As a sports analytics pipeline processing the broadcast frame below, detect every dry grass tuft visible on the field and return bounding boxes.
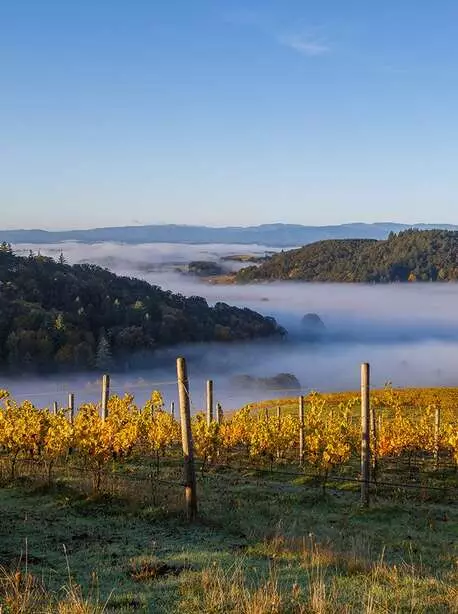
[179,563,289,614]
[0,558,111,614]
[0,565,47,614]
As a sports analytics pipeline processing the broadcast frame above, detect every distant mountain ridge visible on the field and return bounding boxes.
[1,222,457,248]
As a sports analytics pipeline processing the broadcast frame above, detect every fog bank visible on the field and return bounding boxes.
[5,242,458,410]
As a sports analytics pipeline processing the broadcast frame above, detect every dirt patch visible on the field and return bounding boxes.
[129,560,189,583]
[108,597,144,610]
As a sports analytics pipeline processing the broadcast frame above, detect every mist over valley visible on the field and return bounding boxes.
[4,241,458,411]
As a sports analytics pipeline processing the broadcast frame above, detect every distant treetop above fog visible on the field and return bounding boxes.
[301,314,326,339]
[236,230,458,283]
[0,247,284,374]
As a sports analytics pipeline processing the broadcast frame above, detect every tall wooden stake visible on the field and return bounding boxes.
[361,363,371,507]
[434,404,441,468]
[177,357,197,521]
[299,396,305,466]
[370,399,378,482]
[68,393,75,455]
[206,380,214,427]
[170,401,175,419]
[52,402,58,415]
[216,402,223,425]
[101,374,110,420]
[68,393,75,424]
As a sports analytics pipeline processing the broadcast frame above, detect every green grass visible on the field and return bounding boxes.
[0,466,457,613]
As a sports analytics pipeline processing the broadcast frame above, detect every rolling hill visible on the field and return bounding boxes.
[0,245,284,373]
[235,229,458,283]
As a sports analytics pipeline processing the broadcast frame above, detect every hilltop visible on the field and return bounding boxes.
[1,222,458,248]
[236,229,458,283]
[0,245,283,373]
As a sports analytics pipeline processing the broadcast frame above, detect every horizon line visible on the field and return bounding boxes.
[1,221,457,233]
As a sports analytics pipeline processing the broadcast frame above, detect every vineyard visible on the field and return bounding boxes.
[2,374,458,613]
[1,377,458,506]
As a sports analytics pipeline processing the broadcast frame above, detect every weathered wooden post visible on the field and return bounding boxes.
[68,393,75,424]
[68,393,75,455]
[101,374,110,420]
[299,396,305,467]
[177,357,197,521]
[434,404,441,468]
[370,398,378,482]
[170,401,175,419]
[52,402,58,415]
[216,402,223,425]
[206,380,214,427]
[361,363,371,507]
[276,406,282,459]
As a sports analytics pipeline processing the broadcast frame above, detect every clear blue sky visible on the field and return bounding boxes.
[2,0,458,229]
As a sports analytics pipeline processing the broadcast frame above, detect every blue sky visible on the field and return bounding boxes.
[2,0,458,229]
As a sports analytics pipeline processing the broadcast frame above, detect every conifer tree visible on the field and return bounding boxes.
[95,335,113,371]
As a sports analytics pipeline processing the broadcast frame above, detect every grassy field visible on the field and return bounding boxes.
[1,465,457,613]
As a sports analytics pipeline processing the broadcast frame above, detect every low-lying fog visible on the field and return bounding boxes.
[6,242,458,411]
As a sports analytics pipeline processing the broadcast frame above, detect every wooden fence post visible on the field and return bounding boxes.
[68,393,75,424]
[68,393,75,455]
[434,404,441,468]
[177,357,197,521]
[361,363,371,507]
[101,374,110,420]
[299,396,305,467]
[216,402,223,425]
[170,401,175,419]
[206,380,214,427]
[52,402,58,415]
[370,399,378,482]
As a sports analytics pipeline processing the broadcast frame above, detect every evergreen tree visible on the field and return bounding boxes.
[95,335,113,371]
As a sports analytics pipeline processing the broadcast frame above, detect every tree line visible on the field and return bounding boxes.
[236,230,458,283]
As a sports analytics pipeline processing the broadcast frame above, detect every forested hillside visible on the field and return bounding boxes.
[236,230,458,283]
[0,244,283,373]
